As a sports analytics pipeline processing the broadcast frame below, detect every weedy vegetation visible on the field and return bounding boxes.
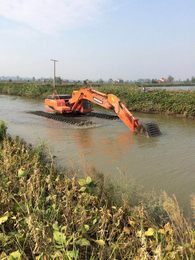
[0,120,7,141]
[0,82,195,118]
[1,121,195,259]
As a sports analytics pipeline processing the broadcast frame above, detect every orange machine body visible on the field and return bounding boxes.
[45,92,92,114]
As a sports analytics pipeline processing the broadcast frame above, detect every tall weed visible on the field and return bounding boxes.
[0,120,7,140]
[1,135,195,259]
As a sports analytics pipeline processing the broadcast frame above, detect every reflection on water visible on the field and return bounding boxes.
[148,86,195,90]
[71,128,135,161]
[0,94,195,214]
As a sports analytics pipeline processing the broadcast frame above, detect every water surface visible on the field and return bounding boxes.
[0,94,194,213]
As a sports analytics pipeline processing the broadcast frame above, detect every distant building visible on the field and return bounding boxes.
[86,80,92,83]
[114,78,124,84]
[152,78,170,84]
[62,79,69,83]
[41,78,50,83]
[159,78,170,83]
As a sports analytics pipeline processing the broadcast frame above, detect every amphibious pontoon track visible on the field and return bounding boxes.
[86,112,119,120]
[27,111,95,126]
[27,111,161,137]
[27,111,119,125]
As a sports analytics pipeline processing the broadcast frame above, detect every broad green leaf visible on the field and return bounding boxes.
[0,213,10,225]
[182,242,191,248]
[67,249,79,259]
[52,221,59,231]
[18,168,27,178]
[158,229,166,235]
[77,179,86,186]
[46,195,51,202]
[0,232,10,244]
[52,204,56,209]
[84,224,89,231]
[79,187,86,192]
[53,231,66,244]
[95,239,105,246]
[55,175,60,182]
[76,238,90,246]
[145,228,154,237]
[86,176,92,185]
[7,250,21,260]
[92,218,97,225]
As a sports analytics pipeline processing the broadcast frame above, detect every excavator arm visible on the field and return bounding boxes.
[69,88,140,133]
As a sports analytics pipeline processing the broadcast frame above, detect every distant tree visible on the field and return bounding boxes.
[168,75,174,83]
[32,77,35,81]
[108,78,113,83]
[152,79,158,83]
[185,78,190,83]
[48,78,53,83]
[191,76,195,83]
[56,77,62,84]
[146,79,151,83]
[99,79,104,84]
[9,78,12,82]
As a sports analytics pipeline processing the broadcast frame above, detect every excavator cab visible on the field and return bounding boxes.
[45,93,92,114]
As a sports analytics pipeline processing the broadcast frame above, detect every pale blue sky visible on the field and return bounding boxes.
[0,0,195,81]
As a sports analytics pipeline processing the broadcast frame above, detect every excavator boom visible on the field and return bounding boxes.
[68,88,161,137]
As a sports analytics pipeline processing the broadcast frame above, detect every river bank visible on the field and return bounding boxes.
[0,82,195,119]
[1,124,195,259]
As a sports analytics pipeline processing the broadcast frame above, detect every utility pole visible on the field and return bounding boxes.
[50,59,58,88]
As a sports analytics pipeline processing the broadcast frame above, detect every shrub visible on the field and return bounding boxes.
[0,120,7,140]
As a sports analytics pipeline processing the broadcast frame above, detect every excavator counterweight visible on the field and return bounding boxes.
[44,87,161,138]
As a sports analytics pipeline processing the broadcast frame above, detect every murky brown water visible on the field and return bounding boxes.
[1,94,195,213]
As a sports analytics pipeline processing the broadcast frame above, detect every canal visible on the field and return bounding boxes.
[0,94,195,214]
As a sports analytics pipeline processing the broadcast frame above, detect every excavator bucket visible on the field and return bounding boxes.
[134,122,161,138]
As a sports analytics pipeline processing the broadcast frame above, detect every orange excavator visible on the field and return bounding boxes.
[45,87,161,137]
